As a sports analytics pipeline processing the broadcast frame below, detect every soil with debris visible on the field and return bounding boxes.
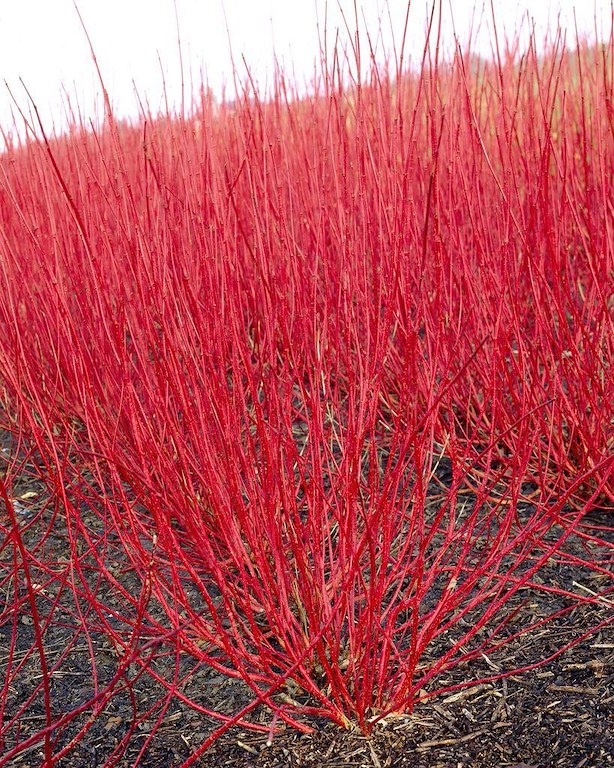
[1,427,612,768]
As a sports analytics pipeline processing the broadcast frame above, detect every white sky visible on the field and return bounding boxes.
[0,1,611,140]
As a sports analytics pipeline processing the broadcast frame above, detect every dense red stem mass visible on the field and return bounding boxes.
[0,18,612,766]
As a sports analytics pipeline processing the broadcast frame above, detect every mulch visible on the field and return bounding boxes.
[1,427,612,768]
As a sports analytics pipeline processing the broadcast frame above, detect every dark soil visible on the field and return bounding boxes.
[1,428,612,768]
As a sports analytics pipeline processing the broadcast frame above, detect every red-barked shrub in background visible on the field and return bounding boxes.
[0,10,612,766]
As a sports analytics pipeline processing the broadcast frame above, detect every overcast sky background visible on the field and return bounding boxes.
[0,1,610,141]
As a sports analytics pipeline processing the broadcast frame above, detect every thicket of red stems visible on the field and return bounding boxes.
[0,23,612,765]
